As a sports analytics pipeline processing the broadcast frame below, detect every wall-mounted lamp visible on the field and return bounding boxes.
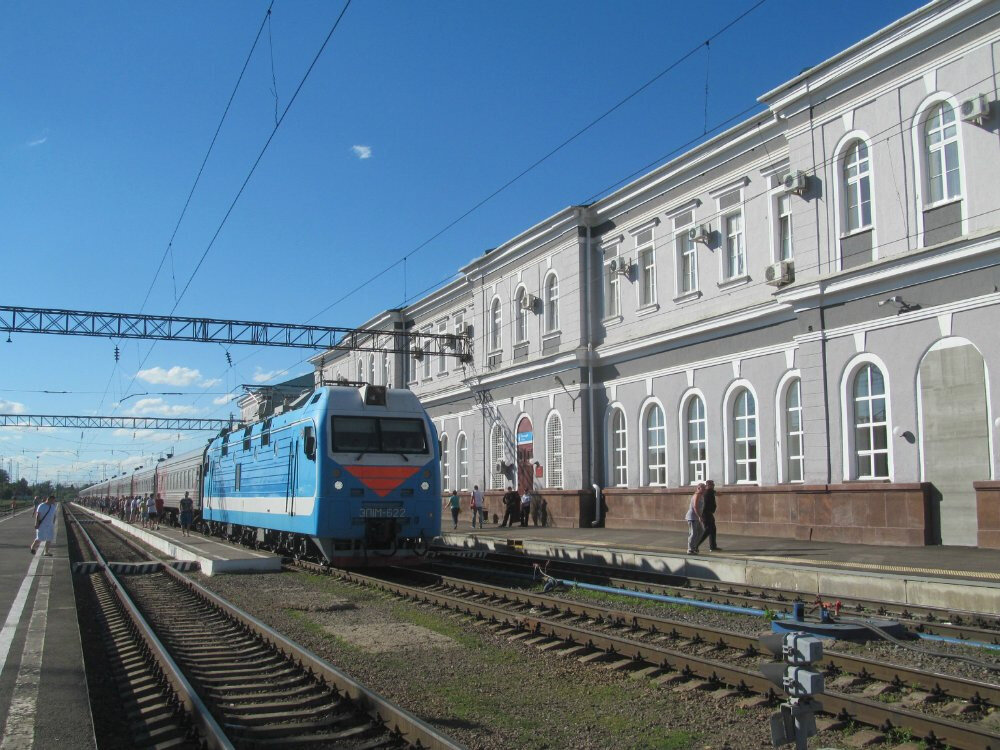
[878,295,919,314]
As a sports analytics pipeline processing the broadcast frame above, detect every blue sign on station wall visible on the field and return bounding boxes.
[516,431,533,444]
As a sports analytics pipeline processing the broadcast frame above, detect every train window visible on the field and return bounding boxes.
[222,433,230,456]
[242,426,252,452]
[311,392,322,404]
[235,464,241,491]
[380,418,428,453]
[261,418,272,446]
[303,425,316,460]
[330,416,428,454]
[331,417,379,453]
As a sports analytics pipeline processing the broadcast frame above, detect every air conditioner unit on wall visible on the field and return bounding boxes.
[765,260,794,287]
[519,293,538,312]
[782,170,808,195]
[494,460,506,474]
[610,257,633,276]
[960,94,990,124]
[687,224,711,244]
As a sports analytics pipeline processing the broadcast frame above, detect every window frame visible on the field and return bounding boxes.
[853,364,890,480]
[607,405,628,487]
[600,237,623,321]
[726,384,759,485]
[440,433,450,491]
[924,101,962,206]
[641,399,667,486]
[513,286,528,343]
[842,139,873,233]
[543,272,560,333]
[488,297,502,353]
[545,410,564,489]
[840,354,893,482]
[457,432,469,491]
[723,210,746,280]
[489,423,505,490]
[911,94,967,245]
[633,227,657,308]
[436,318,448,375]
[680,391,708,485]
[774,372,804,484]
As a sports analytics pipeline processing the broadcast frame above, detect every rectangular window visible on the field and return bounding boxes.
[677,233,698,294]
[636,228,656,307]
[725,212,745,278]
[330,416,429,455]
[261,417,272,447]
[602,249,620,318]
[437,319,448,374]
[777,193,793,261]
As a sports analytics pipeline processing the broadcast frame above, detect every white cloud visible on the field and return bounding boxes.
[251,367,288,383]
[136,366,202,386]
[129,398,199,417]
[111,428,184,443]
[27,134,48,147]
[351,144,372,160]
[199,378,222,388]
[0,399,26,414]
[212,394,236,405]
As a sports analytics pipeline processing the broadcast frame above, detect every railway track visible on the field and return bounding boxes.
[430,548,1000,645]
[294,560,1000,750]
[65,507,463,750]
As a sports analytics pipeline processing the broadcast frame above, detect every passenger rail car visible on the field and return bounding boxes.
[80,384,442,565]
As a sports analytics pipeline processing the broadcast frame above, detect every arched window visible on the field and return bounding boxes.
[440,434,450,491]
[544,273,559,333]
[685,396,707,483]
[357,359,364,383]
[457,433,468,490]
[925,102,961,204]
[853,364,889,478]
[514,287,527,343]
[545,412,563,489]
[490,423,505,489]
[609,407,628,487]
[732,388,758,483]
[368,354,376,386]
[644,403,667,486]
[784,379,804,482]
[383,352,392,388]
[489,298,502,351]
[843,140,872,232]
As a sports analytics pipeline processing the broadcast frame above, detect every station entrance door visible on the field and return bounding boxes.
[516,417,534,494]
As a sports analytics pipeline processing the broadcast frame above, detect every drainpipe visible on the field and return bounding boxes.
[583,218,602,526]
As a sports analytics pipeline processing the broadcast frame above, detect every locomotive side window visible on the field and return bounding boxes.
[242,426,252,452]
[261,418,272,446]
[303,425,317,460]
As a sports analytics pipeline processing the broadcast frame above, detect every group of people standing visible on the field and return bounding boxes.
[685,479,720,554]
[79,492,196,535]
[446,485,548,530]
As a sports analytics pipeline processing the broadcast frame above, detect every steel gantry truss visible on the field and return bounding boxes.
[0,305,471,356]
[0,415,238,431]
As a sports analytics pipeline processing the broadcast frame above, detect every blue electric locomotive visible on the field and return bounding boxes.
[201,384,441,564]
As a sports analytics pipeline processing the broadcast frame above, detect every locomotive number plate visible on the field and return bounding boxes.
[359,506,407,518]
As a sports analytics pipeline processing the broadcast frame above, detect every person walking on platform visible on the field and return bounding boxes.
[500,486,519,528]
[154,493,164,530]
[145,495,157,529]
[519,489,531,527]
[179,491,194,536]
[30,495,57,556]
[470,486,485,529]
[448,489,460,530]
[685,483,706,555]
[696,479,720,552]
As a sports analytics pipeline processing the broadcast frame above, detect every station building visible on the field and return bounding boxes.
[305,0,1000,548]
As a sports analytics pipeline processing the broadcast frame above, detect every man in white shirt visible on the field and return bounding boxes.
[470,485,485,529]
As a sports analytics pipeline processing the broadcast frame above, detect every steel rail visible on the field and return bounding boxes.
[68,506,464,750]
[67,507,234,750]
[434,550,1000,642]
[405,567,999,706]
[329,566,1000,750]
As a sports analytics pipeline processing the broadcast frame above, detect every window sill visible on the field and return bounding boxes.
[717,274,750,290]
[840,225,873,240]
[487,349,503,357]
[923,196,963,211]
[601,314,623,326]
[437,371,449,378]
[542,330,562,341]
[672,290,702,304]
[513,338,528,347]
[635,303,660,317]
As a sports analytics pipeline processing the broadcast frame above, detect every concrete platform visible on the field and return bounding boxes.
[73,504,282,575]
[0,506,97,749]
[440,523,1000,614]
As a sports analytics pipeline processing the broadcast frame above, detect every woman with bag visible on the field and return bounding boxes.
[685,483,706,555]
[30,495,57,556]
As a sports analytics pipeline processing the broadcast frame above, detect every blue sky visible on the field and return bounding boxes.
[0,0,921,485]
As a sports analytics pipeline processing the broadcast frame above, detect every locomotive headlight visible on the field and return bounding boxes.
[420,481,429,491]
[334,480,344,490]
